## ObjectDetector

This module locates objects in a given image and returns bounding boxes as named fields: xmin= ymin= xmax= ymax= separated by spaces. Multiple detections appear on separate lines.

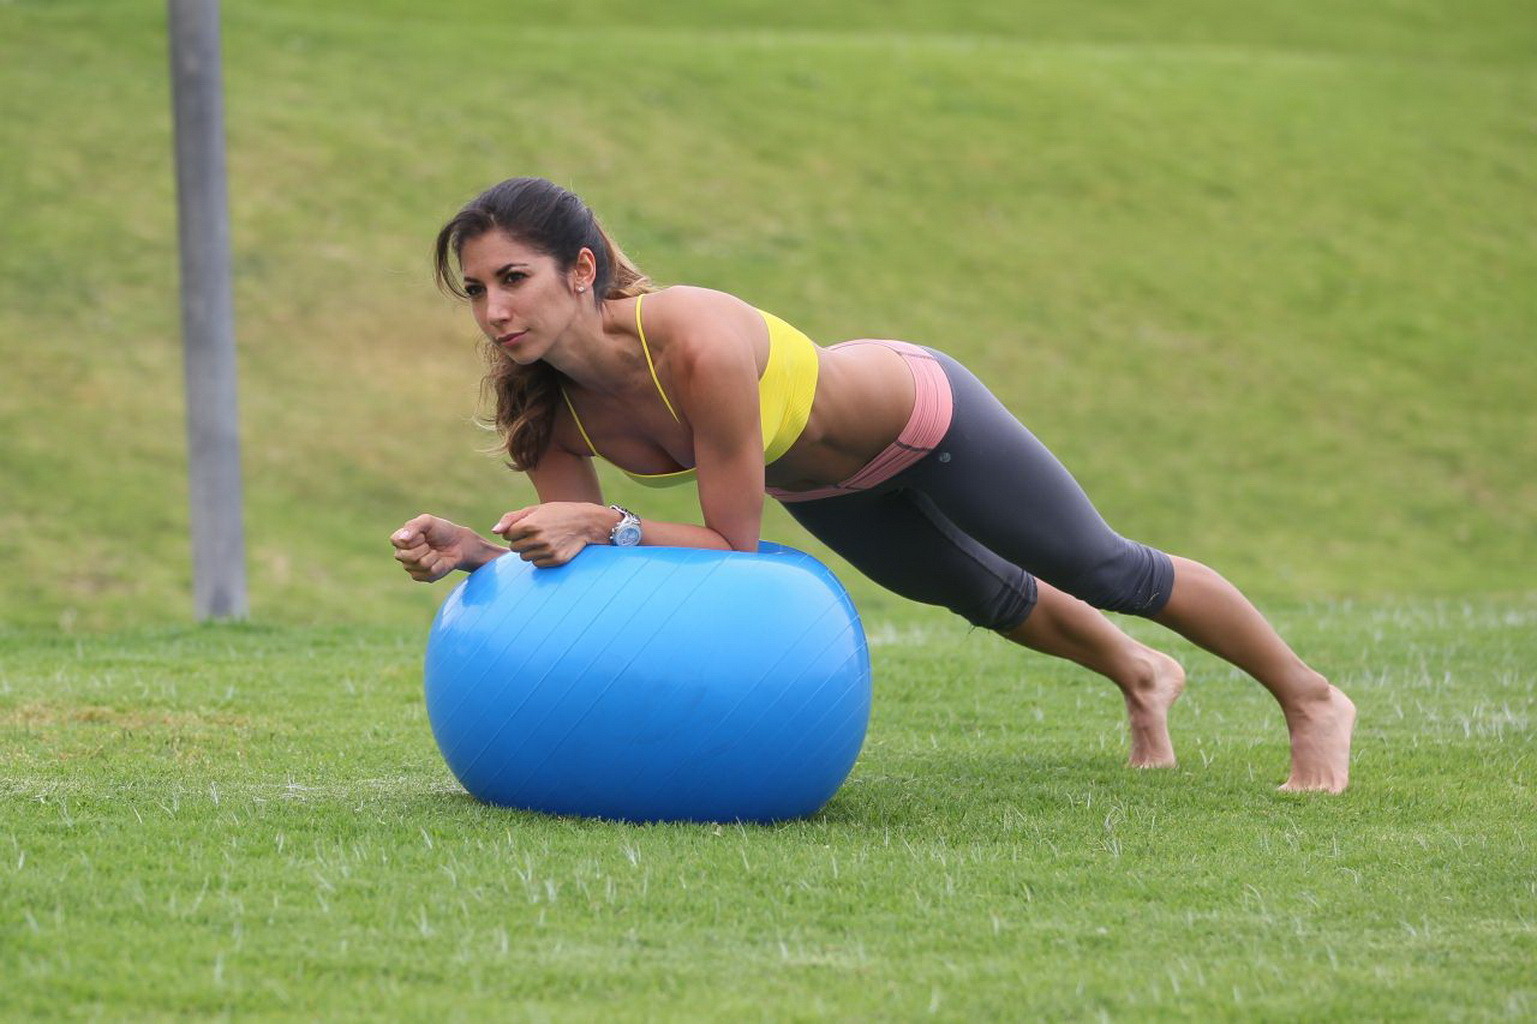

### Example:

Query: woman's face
xmin=458 ymin=230 xmax=592 ymax=364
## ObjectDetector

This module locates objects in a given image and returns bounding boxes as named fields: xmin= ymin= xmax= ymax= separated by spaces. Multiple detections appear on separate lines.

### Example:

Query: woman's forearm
xmin=634 ymin=514 xmax=749 ymax=553
xmin=495 ymin=502 xmax=758 ymax=567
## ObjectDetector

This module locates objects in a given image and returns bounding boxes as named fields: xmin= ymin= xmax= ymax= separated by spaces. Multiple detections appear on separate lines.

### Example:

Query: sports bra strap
xmin=635 ymin=293 xmax=681 ymax=423
xmin=560 ymin=387 xmax=601 ymax=457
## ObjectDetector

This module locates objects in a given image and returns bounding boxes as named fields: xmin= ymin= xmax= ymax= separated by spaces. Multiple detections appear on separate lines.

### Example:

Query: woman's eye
xmin=503 ymin=272 xmax=526 ymax=285
xmin=464 ymin=282 xmax=484 ymax=297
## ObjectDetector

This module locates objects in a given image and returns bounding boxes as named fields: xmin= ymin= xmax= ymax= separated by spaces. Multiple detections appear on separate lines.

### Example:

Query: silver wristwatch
xmin=608 ymin=505 xmax=642 ymax=547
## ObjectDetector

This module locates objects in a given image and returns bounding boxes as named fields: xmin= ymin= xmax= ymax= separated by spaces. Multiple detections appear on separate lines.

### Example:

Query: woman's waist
xmin=784 ymin=341 xmax=921 ymax=460
xmin=769 ymin=341 xmax=953 ymax=501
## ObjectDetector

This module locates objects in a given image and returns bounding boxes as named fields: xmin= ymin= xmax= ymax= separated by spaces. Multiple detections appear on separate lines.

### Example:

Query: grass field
xmin=3 ymin=599 xmax=1533 ymax=1021
xmin=2 ymin=0 xmax=1533 ymax=1019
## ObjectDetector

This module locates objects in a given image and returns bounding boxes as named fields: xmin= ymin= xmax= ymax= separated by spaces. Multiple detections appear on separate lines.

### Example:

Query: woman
xmin=392 ymin=177 xmax=1355 ymax=792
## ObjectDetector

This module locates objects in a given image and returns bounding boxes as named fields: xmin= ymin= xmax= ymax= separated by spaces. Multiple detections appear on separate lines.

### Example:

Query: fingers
xmin=391 ymin=514 xmax=462 ymax=581
xmin=490 ymin=506 xmax=591 ymax=567
xmin=391 ymin=512 xmax=441 ymax=549
xmin=392 ymin=541 xmax=438 ymax=579
xmin=503 ymin=527 xmax=550 ymax=564
xmin=502 ymin=518 xmax=559 ymax=560
xmin=403 ymin=555 xmax=454 ymax=582
xmin=493 ymin=507 xmax=536 ymax=538
xmin=506 ymin=533 xmax=544 ymax=560
xmin=393 ymin=539 xmax=430 ymax=564
xmin=509 ymin=535 xmax=583 ymax=568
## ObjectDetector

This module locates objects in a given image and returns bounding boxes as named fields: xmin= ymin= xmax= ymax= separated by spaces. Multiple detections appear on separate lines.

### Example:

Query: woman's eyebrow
xmin=464 ymin=261 xmax=532 ymax=284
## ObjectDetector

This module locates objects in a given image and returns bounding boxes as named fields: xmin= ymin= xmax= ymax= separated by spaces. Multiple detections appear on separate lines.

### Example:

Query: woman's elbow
xmin=715 ymin=523 xmax=761 ymax=554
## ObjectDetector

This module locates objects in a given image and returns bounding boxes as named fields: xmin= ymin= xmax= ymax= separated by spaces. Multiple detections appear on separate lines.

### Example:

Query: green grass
xmin=2 ymin=0 xmax=1534 ymax=1019
xmin=3 ymin=596 xmax=1533 ymax=1021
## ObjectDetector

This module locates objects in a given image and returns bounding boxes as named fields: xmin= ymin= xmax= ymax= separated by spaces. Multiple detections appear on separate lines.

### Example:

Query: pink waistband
xmin=769 ymin=341 xmax=953 ymax=503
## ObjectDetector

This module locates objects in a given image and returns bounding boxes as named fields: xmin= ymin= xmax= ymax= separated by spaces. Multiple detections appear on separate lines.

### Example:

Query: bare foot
xmin=1279 ymin=684 xmax=1357 ymax=793
xmin=1122 ymin=650 xmax=1186 ymax=768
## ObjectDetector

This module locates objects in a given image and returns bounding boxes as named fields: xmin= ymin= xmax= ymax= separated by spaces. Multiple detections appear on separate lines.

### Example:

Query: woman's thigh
xmin=904 ymin=351 xmax=1173 ymax=615
xmin=784 ymin=488 xmax=1036 ymax=631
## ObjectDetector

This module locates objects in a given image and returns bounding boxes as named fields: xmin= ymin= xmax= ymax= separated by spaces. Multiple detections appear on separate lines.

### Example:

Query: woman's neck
xmin=543 ymin=296 xmax=645 ymax=395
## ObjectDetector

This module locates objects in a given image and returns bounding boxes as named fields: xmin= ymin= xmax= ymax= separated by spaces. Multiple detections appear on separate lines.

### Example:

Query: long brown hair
xmin=433 ymin=177 xmax=653 ymax=470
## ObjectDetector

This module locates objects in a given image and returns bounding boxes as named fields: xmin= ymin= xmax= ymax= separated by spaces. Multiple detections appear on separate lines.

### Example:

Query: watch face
xmin=613 ymin=522 xmax=642 ymax=547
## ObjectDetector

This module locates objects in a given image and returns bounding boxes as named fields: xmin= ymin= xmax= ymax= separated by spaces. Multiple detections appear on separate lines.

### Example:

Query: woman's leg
xmin=1003 ymin=580 xmax=1185 ymax=767
xmin=784 ymin=489 xmax=1187 ymax=767
xmin=1153 ymin=557 xmax=1356 ymax=791
xmin=906 ymin=351 xmax=1355 ymax=790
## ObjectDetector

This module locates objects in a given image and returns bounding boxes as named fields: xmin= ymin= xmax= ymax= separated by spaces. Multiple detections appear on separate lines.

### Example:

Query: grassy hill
xmin=2 ymin=0 xmax=1533 ymax=631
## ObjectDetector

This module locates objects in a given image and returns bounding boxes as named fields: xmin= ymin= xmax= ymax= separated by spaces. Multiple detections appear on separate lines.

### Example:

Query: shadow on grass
xmin=395 ymin=745 xmax=1270 ymax=836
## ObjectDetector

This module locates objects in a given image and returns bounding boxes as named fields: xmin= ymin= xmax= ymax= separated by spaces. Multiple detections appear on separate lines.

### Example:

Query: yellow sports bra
xmin=560 ymin=293 xmax=820 ymax=487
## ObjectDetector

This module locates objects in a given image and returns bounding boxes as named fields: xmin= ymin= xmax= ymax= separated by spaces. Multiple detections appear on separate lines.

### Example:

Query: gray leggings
xmin=782 ymin=350 xmax=1174 ymax=632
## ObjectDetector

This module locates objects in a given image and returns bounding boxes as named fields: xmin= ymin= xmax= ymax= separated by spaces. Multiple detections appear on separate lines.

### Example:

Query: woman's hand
xmin=391 ymin=514 xmax=503 ymax=582
xmin=494 ymin=502 xmax=616 ymax=567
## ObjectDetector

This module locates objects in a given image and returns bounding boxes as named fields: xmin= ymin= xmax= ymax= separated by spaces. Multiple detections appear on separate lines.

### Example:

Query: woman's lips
xmin=496 ymin=330 xmax=527 ymax=348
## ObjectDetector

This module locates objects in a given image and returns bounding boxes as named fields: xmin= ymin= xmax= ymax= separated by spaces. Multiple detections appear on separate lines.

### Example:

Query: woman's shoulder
xmin=644 ymin=284 xmax=754 ymax=314
xmin=639 ymin=285 xmax=763 ymax=341
xmin=636 ymin=286 xmax=767 ymax=383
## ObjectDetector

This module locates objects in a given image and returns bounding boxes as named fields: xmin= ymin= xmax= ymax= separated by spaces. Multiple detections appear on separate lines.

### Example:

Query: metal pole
xmin=168 ymin=0 xmax=248 ymax=620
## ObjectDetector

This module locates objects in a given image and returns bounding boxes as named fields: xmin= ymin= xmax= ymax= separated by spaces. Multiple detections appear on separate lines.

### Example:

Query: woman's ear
xmin=571 ymin=247 xmax=598 ymax=294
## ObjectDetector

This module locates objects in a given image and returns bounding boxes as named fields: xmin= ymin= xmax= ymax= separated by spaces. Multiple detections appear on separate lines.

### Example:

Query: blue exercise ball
xmin=423 ymin=543 xmax=871 ymax=823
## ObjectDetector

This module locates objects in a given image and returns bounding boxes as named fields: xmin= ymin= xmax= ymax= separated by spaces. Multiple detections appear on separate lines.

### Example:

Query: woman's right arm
xmin=390 ymin=513 xmax=507 ymax=582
